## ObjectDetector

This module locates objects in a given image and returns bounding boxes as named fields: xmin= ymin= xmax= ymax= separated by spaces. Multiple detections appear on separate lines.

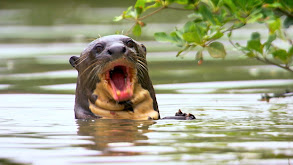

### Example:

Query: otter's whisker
xmin=85 ymin=62 xmax=104 ymax=85
xmin=76 ymin=55 xmax=89 ymax=67
xmin=137 ymin=60 xmax=148 ymax=72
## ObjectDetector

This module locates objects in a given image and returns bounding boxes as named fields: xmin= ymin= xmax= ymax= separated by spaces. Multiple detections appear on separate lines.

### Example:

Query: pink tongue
xmin=111 ymin=72 xmax=125 ymax=90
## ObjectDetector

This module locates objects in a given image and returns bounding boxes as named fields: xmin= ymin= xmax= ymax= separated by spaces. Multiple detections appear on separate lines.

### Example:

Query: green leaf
xmin=145 ymin=0 xmax=157 ymax=2
xmin=133 ymin=23 xmax=141 ymax=36
xmin=247 ymin=39 xmax=263 ymax=54
xmin=235 ymin=42 xmax=250 ymax=52
xmin=235 ymin=43 xmax=241 ymax=48
xmin=122 ymin=6 xmax=136 ymax=19
xmin=196 ymin=49 xmax=203 ymax=60
xmin=154 ymin=32 xmax=170 ymax=42
xmin=251 ymin=32 xmax=261 ymax=40
xmin=268 ymin=18 xmax=281 ymax=34
xmin=145 ymin=2 xmax=162 ymax=10
xmin=170 ymin=31 xmax=184 ymax=47
xmin=213 ymin=8 xmax=227 ymax=24
xmin=113 ymin=15 xmax=123 ymax=22
xmin=183 ymin=32 xmax=202 ymax=44
xmin=284 ymin=16 xmax=293 ymax=28
xmin=265 ymin=2 xmax=282 ymax=8
xmin=280 ymin=0 xmax=293 ymax=10
xmin=187 ymin=13 xmax=202 ymax=19
xmin=272 ymin=49 xmax=289 ymax=64
xmin=176 ymin=45 xmax=192 ymax=57
xmin=247 ymin=33 xmax=263 ymax=53
xmin=246 ymin=51 xmax=255 ymax=58
xmin=289 ymin=46 xmax=293 ymax=56
xmin=224 ymin=0 xmax=237 ymax=13
xmin=288 ymin=46 xmax=293 ymax=63
xmin=182 ymin=21 xmax=207 ymax=44
xmin=247 ymin=13 xmax=263 ymax=24
xmin=174 ymin=0 xmax=189 ymax=5
xmin=135 ymin=7 xmax=143 ymax=17
xmin=210 ymin=0 xmax=221 ymax=7
xmin=264 ymin=33 xmax=276 ymax=51
xmin=135 ymin=0 xmax=146 ymax=8
xmin=208 ymin=31 xmax=224 ymax=40
xmin=206 ymin=42 xmax=226 ymax=58
xmin=234 ymin=0 xmax=246 ymax=10
xmin=183 ymin=21 xmax=196 ymax=32
xmin=125 ymin=6 xmax=133 ymax=13
xmin=227 ymin=30 xmax=232 ymax=38
xmin=199 ymin=4 xmax=217 ymax=25
xmin=154 ymin=32 xmax=183 ymax=46
xmin=135 ymin=0 xmax=145 ymax=17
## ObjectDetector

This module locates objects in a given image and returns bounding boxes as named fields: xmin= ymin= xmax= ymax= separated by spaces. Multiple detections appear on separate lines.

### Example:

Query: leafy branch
xmin=114 ymin=0 xmax=293 ymax=73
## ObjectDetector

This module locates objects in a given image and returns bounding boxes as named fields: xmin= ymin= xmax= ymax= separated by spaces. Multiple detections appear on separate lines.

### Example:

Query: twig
xmin=166 ymin=6 xmax=194 ymax=11
xmin=283 ymin=30 xmax=293 ymax=45
xmin=228 ymin=35 xmax=247 ymax=54
xmin=205 ymin=23 xmax=246 ymax=46
xmin=125 ymin=23 xmax=137 ymax=36
xmin=139 ymin=6 xmax=166 ymax=20
xmin=255 ymin=56 xmax=293 ymax=73
xmin=228 ymin=32 xmax=293 ymax=73
xmin=223 ymin=23 xmax=246 ymax=34
xmin=276 ymin=8 xmax=293 ymax=18
xmin=125 ymin=6 xmax=166 ymax=35
xmin=124 ymin=4 xmax=191 ymax=36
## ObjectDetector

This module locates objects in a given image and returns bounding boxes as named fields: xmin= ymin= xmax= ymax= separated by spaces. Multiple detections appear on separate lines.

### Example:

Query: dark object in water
xmin=261 ymin=89 xmax=293 ymax=102
xmin=162 ymin=109 xmax=196 ymax=120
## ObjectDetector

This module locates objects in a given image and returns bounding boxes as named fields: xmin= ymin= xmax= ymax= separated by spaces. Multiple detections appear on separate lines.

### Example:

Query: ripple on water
xmin=0 ymin=94 xmax=292 ymax=164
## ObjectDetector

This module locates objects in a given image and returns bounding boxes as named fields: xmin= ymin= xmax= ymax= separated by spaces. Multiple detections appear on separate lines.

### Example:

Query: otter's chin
xmin=101 ymin=59 xmax=136 ymax=102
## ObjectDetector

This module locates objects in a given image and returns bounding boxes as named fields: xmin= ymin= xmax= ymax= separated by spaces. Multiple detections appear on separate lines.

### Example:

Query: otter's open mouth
xmin=104 ymin=63 xmax=136 ymax=102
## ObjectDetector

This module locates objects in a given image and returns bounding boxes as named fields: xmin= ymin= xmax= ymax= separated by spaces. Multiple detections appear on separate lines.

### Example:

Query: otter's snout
xmin=107 ymin=43 xmax=126 ymax=56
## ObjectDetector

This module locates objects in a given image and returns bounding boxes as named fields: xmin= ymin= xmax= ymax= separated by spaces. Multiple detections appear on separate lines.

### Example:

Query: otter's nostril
xmin=107 ymin=49 xmax=112 ymax=55
xmin=107 ymin=45 xmax=126 ymax=55
xmin=122 ymin=47 xmax=126 ymax=53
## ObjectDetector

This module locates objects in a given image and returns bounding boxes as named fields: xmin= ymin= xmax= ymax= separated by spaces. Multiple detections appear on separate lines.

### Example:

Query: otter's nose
xmin=107 ymin=44 xmax=126 ymax=55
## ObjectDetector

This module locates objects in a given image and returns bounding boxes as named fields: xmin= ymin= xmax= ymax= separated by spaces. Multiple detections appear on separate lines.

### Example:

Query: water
xmin=0 ymin=94 xmax=292 ymax=164
xmin=1 ymin=0 xmax=293 ymax=164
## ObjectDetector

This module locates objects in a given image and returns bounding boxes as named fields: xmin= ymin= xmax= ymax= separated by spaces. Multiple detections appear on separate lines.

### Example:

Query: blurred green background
xmin=0 ymin=0 xmax=292 ymax=94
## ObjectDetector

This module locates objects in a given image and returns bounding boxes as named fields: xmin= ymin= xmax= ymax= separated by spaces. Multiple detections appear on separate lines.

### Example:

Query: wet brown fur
xmin=70 ymin=35 xmax=159 ymax=119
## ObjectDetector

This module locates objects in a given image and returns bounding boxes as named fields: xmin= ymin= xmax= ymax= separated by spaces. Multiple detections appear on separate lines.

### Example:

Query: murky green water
xmin=0 ymin=1 xmax=293 ymax=164
xmin=0 ymin=94 xmax=292 ymax=164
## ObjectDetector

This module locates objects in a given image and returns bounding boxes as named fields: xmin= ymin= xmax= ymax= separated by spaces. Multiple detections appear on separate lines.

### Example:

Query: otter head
xmin=70 ymin=35 xmax=159 ymax=120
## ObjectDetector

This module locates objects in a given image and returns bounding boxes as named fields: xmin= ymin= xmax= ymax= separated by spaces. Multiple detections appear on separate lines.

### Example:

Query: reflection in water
xmin=0 ymin=94 xmax=292 ymax=164
xmin=76 ymin=119 xmax=155 ymax=156
xmin=1 ymin=0 xmax=293 ymax=164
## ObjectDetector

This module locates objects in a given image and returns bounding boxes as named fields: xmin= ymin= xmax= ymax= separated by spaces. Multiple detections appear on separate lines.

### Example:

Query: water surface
xmin=0 ymin=0 xmax=293 ymax=164
xmin=0 ymin=93 xmax=292 ymax=165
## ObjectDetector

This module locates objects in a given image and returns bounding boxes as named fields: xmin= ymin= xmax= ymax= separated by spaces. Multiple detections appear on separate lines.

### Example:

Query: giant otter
xmin=70 ymin=35 xmax=195 ymax=120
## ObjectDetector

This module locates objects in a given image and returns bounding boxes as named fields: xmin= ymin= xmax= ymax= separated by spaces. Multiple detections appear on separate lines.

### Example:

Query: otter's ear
xmin=69 ymin=56 xmax=79 ymax=69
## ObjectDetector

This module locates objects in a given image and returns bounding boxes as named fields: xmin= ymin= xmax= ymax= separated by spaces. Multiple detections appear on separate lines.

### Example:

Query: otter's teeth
xmin=109 ymin=68 xmax=114 ymax=75
xmin=117 ymin=90 xmax=121 ymax=96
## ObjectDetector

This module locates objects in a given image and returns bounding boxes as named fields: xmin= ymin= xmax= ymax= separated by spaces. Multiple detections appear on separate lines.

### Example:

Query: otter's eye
xmin=96 ymin=45 xmax=104 ymax=53
xmin=126 ymin=40 xmax=135 ymax=48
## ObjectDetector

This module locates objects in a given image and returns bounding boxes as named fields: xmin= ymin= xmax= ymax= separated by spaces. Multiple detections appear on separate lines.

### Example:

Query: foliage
xmin=114 ymin=0 xmax=293 ymax=72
